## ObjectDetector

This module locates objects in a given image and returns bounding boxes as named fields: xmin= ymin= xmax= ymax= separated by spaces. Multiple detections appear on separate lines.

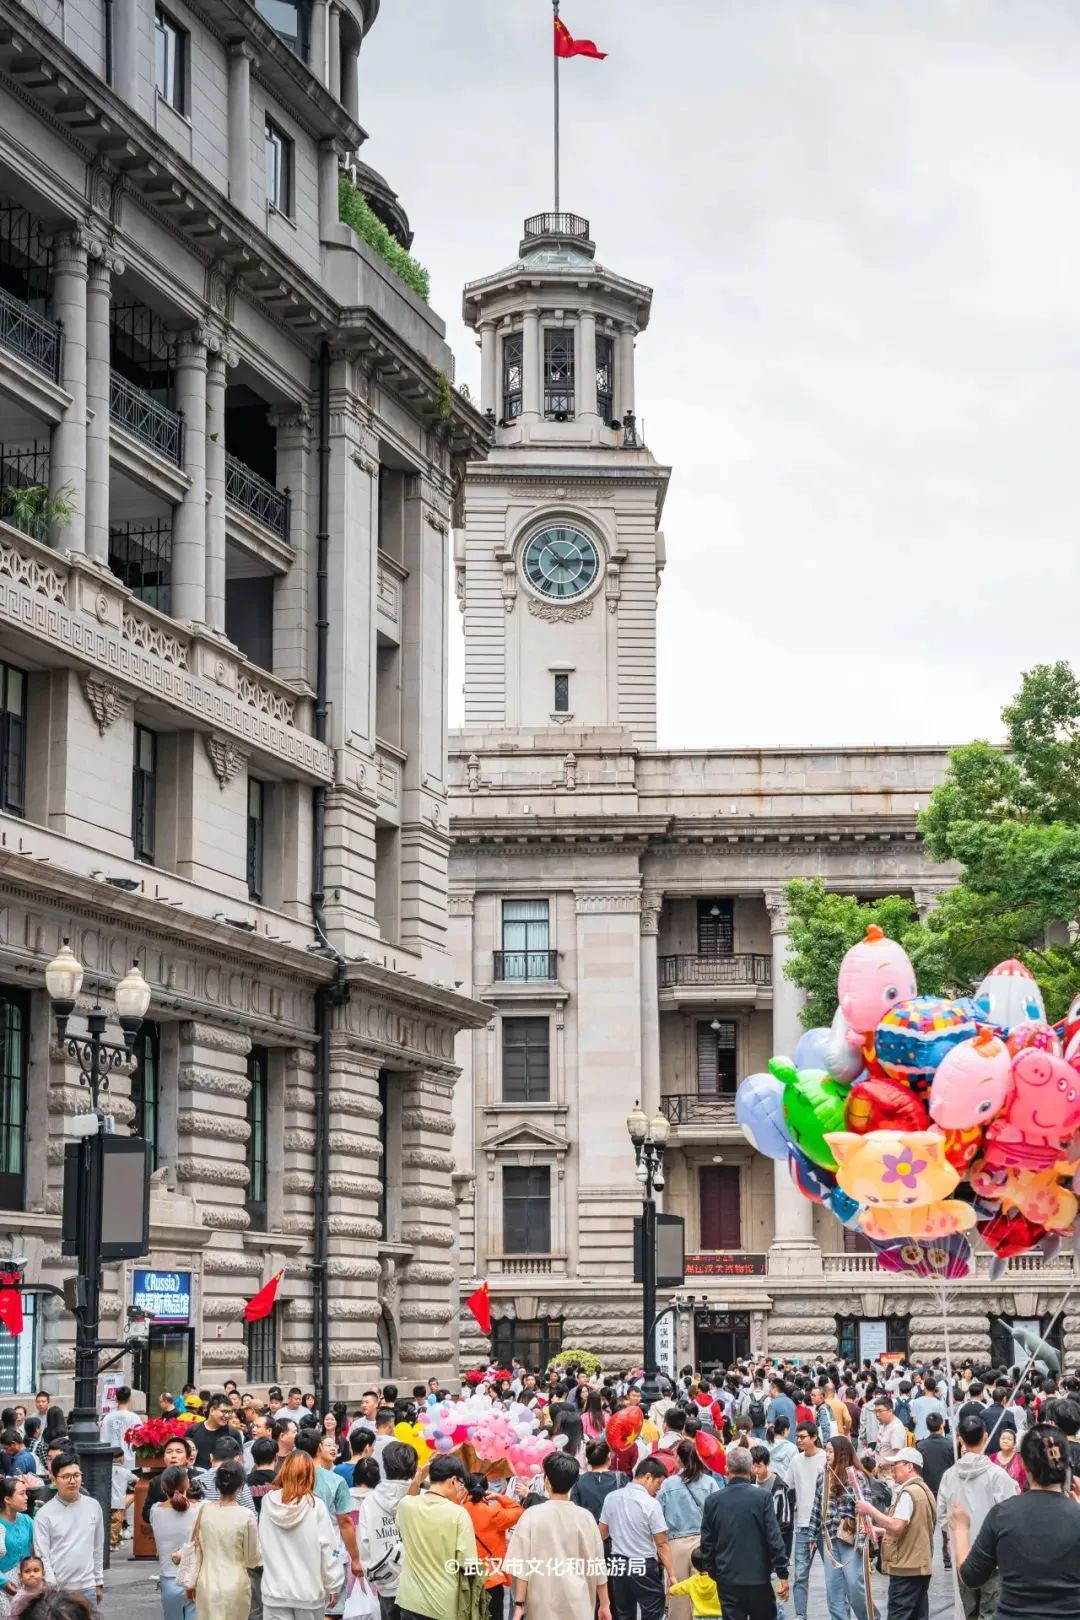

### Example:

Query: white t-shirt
xmin=100 ymin=1408 xmax=140 ymax=1467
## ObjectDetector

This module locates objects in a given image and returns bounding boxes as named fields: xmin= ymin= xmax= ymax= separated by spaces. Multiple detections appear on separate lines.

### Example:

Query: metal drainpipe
xmin=311 ymin=340 xmax=346 ymax=1414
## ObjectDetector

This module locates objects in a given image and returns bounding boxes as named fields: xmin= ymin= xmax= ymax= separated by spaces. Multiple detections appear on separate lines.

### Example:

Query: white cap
xmin=892 ymin=1447 xmax=923 ymax=1468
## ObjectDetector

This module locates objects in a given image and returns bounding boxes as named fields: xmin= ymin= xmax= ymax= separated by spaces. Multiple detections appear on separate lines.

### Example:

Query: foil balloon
xmin=978 ymin=1209 xmax=1045 ymax=1259
xmin=928 ymin=1031 xmax=1013 ymax=1131
xmin=393 ymin=1420 xmax=432 ymax=1465
xmin=825 ymin=1129 xmax=977 ymax=1240
xmin=973 ymin=958 xmax=1046 ymax=1036
xmin=787 ymin=1142 xmax=837 ymax=1205
xmin=869 ymin=1233 xmax=972 ymax=1280
xmin=735 ymin=1072 xmax=792 ymax=1161
xmin=829 ymin=1185 xmax=862 ymax=1227
xmin=1006 ymin=1023 xmax=1062 ymax=1059
xmin=793 ymin=1027 xmax=833 ymax=1072
xmin=985 ymin=1049 xmax=1080 ymax=1171
xmin=998 ymin=1167 xmax=1079 ymax=1233
xmin=826 ymin=1005 xmax=869 ymax=1084
xmin=775 ymin=1058 xmax=849 ymax=1169
xmin=837 ymin=925 xmax=917 ymax=1047
xmin=605 ymin=1408 xmax=643 ymax=1453
xmin=694 ymin=1430 xmax=727 ymax=1475
xmin=942 ymin=1126 xmax=983 ymax=1174
xmin=845 ymin=1076 xmax=930 ymax=1135
xmin=876 ymin=997 xmax=979 ymax=1084
xmin=1059 ymin=993 xmax=1080 ymax=1065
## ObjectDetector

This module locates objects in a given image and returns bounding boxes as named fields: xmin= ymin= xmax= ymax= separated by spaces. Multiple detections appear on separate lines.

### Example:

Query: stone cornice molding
xmin=574 ymin=890 xmax=641 ymax=914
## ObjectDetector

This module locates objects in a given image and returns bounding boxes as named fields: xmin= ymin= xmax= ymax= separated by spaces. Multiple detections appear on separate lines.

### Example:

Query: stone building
xmin=0 ymin=0 xmax=491 ymax=1399
xmin=448 ymin=211 xmax=1076 ymax=1374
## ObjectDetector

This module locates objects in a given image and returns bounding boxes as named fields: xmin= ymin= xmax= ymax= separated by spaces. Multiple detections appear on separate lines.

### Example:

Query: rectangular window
xmin=499 ymin=899 xmax=551 ymax=981
xmin=697 ymin=1021 xmax=738 ymax=1096
xmin=154 ymin=8 xmax=186 ymax=113
xmin=553 ymin=673 xmax=570 ymax=714
xmin=247 ymin=779 xmax=265 ymax=903
xmin=492 ymin=1316 xmax=562 ymax=1370
xmin=0 ymin=1291 xmax=37 ymax=1391
xmin=543 ymin=329 xmax=575 ymax=417
xmin=697 ymin=899 xmax=734 ymax=956
xmin=502 ymin=332 xmax=523 ymax=421
xmin=596 ymin=334 xmax=615 ymax=423
xmin=0 ymin=988 xmax=29 ymax=1210
xmin=245 ymin=1309 xmax=277 ymax=1382
xmin=132 ymin=726 xmax=157 ymax=864
xmin=377 ymin=1070 xmax=388 ymax=1239
xmin=0 ymin=662 xmax=27 ymax=818
xmin=699 ymin=1164 xmax=741 ymax=1250
xmin=502 ymin=1018 xmax=550 ymax=1104
xmin=502 ymin=1166 xmax=550 ymax=1254
xmin=246 ymin=1047 xmax=269 ymax=1231
xmin=131 ymin=1021 xmax=160 ymax=1170
xmin=255 ymin=0 xmax=310 ymax=61
xmin=265 ymin=120 xmax=293 ymax=216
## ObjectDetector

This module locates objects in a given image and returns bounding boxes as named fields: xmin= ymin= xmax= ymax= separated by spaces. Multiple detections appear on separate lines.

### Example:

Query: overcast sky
xmin=359 ymin=0 xmax=1080 ymax=749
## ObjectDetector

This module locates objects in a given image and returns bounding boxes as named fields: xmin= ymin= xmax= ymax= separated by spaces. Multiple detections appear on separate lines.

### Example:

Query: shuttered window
xmin=698 ymin=899 xmax=734 ymax=955
xmin=502 ymin=1018 xmax=550 ymax=1103
xmin=699 ymin=1165 xmax=741 ymax=1250
xmin=697 ymin=1021 xmax=738 ymax=1096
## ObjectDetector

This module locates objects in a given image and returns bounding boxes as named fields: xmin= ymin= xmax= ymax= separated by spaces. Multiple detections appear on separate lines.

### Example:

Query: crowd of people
xmin=3 ymin=1352 xmax=1080 ymax=1620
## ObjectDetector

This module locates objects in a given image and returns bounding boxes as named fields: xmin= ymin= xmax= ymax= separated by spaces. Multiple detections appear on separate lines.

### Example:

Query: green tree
xmin=784 ymin=663 xmax=1080 ymax=1027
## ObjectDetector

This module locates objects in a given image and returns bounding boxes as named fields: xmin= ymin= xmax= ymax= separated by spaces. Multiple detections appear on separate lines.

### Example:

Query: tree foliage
xmin=785 ymin=663 xmax=1080 ymax=1027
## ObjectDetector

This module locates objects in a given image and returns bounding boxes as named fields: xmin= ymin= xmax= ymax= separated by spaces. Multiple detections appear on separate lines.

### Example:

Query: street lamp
xmin=45 ymin=939 xmax=151 ymax=1543
xmin=627 ymin=1102 xmax=669 ymax=1409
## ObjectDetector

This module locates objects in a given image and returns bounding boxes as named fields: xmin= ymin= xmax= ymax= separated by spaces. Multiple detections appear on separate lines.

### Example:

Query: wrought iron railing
xmin=493 ymin=950 xmax=560 ymax=983
xmin=658 ymin=954 xmax=773 ymax=988
xmin=544 ymin=387 xmax=574 ymax=418
xmin=109 ymin=372 xmax=183 ymax=465
xmin=502 ymin=389 xmax=522 ymax=422
xmin=523 ymin=213 xmax=591 ymax=241
xmin=225 ymin=453 xmax=290 ymax=540
xmin=0 ymin=286 xmax=61 ymax=381
xmin=661 ymin=1094 xmax=738 ymax=1127
xmin=109 ymin=520 xmax=172 ymax=615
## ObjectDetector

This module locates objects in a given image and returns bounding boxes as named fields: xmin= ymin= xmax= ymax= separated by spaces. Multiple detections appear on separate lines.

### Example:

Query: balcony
xmin=493 ymin=950 xmax=559 ymax=983
xmin=489 ymin=1254 xmax=565 ymax=1277
xmin=523 ymin=213 xmax=591 ymax=242
xmin=822 ymin=1252 xmax=1075 ymax=1279
xmin=0 ymin=285 xmax=60 ymax=381
xmin=661 ymin=1093 xmax=738 ymax=1130
xmin=659 ymin=954 xmax=772 ymax=988
xmin=225 ymin=453 xmax=289 ymax=541
xmin=110 ymin=373 xmax=183 ymax=466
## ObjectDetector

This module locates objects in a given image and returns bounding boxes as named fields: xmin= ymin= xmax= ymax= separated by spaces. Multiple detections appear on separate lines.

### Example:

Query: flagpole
xmin=553 ymin=0 xmax=560 ymax=213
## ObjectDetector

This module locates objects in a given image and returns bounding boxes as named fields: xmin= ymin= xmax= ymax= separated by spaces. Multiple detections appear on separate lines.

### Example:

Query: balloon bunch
xmin=736 ymin=925 xmax=1080 ymax=1273
xmin=416 ymin=1393 xmax=556 ymax=1476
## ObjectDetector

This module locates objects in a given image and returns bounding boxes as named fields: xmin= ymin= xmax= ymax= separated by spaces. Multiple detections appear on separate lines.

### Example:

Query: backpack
xmin=651 ymin=1446 xmax=680 ymax=1477
xmin=748 ymin=1398 xmax=767 ymax=1428
xmin=770 ymin=1478 xmax=795 ymax=1535
xmin=893 ymin=1398 xmax=911 ymax=1428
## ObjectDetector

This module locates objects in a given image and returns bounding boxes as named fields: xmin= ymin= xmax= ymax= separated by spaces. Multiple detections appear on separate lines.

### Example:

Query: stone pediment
xmin=480 ymin=1120 xmax=568 ymax=1156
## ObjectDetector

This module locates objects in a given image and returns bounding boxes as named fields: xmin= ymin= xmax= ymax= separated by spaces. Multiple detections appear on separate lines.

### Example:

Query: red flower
xmin=128 ymin=1417 xmax=190 ymax=1458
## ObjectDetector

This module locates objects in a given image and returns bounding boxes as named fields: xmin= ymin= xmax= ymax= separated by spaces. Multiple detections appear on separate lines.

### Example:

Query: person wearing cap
xmin=854 ymin=1446 xmax=936 ymax=1620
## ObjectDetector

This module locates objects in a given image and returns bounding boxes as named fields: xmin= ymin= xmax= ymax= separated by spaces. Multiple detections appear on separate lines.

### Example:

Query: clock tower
xmin=458 ymin=212 xmax=669 ymax=745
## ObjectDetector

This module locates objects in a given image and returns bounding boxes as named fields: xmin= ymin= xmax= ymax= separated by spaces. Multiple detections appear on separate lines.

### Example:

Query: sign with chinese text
xmin=685 ymin=1253 xmax=767 ymax=1277
xmin=132 ymin=1270 xmax=192 ymax=1324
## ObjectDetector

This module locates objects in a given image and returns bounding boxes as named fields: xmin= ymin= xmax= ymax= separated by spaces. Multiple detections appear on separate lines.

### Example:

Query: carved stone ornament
xmin=527 ymin=595 xmax=595 ymax=623
xmin=204 ymin=731 xmax=250 ymax=788
xmin=81 ymin=673 xmax=133 ymax=736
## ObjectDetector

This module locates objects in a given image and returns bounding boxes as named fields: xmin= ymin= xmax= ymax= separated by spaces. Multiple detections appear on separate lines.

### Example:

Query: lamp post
xmin=627 ymin=1101 xmax=669 ymax=1409
xmin=45 ymin=939 xmax=151 ymax=1541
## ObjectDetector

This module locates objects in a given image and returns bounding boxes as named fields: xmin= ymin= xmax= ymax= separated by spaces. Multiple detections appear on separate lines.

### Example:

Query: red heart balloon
xmin=978 ymin=1210 xmax=1045 ymax=1258
xmin=844 ymin=1077 xmax=930 ymax=1135
xmin=605 ymin=1408 xmax=644 ymax=1453
xmin=694 ymin=1430 xmax=727 ymax=1475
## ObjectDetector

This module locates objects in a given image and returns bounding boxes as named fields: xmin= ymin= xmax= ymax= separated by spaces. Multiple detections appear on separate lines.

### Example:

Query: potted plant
xmin=127 ymin=1418 xmax=191 ymax=1561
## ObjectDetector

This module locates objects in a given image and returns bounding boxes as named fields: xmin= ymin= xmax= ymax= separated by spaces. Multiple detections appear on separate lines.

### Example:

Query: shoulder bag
xmin=176 ymin=1503 xmax=205 ymax=1591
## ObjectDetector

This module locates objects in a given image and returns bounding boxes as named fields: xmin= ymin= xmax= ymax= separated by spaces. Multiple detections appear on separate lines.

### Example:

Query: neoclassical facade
xmin=0 ymin=0 xmax=490 ymax=1397
xmin=448 ymin=213 xmax=1078 ymax=1374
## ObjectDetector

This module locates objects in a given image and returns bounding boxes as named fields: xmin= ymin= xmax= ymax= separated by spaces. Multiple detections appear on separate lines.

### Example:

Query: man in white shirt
xmin=873 ymin=1396 xmax=909 ymax=1477
xmin=369 ymin=1407 xmax=397 ymax=1479
xmin=789 ymin=1422 xmax=826 ymax=1620
xmin=99 ymin=1385 xmax=140 ymax=1467
xmin=909 ymin=1375 xmax=949 ymax=1441
xmin=273 ymin=1386 xmax=306 ymax=1428
xmin=599 ymin=1456 xmax=675 ymax=1620
xmin=34 ymin=1454 xmax=104 ymax=1609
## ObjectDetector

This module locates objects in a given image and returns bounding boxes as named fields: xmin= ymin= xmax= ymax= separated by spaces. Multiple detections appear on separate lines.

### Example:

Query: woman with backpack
xmin=659 ymin=1439 xmax=722 ymax=1620
xmin=806 ymin=1436 xmax=874 ymax=1620
xmin=462 ymin=1474 xmax=524 ymax=1620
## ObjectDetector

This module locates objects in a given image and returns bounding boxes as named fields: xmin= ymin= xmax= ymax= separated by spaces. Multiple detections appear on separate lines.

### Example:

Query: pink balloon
xmin=434 ymin=1435 xmax=455 ymax=1453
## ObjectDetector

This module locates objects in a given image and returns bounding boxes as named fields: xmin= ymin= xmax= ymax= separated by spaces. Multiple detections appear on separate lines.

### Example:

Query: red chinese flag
xmin=554 ymin=17 xmax=607 ymax=59
xmin=244 ymin=1269 xmax=284 ymax=1323
xmin=466 ymin=1281 xmax=492 ymax=1336
xmin=0 ymin=1287 xmax=23 ymax=1338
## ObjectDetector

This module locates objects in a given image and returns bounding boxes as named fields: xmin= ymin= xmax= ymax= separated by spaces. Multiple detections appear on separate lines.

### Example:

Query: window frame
xmin=543 ymin=328 xmax=575 ymax=418
xmin=0 ymin=1290 xmax=37 ymax=1390
xmin=245 ymin=1307 xmax=277 ymax=1382
xmin=697 ymin=898 xmax=734 ymax=956
xmin=246 ymin=1046 xmax=269 ymax=1231
xmin=247 ymin=778 xmax=265 ymax=903
xmin=697 ymin=1020 xmax=738 ymax=1097
xmin=502 ymin=1164 xmax=551 ymax=1255
xmin=500 ymin=899 xmax=551 ymax=979
xmin=132 ymin=725 xmax=157 ymax=865
xmin=264 ymin=118 xmax=294 ymax=218
xmin=154 ymin=6 xmax=187 ymax=114
xmin=501 ymin=1017 xmax=551 ymax=1105
xmin=0 ymin=986 xmax=29 ymax=1211
xmin=491 ymin=1315 xmax=562 ymax=1370
xmin=501 ymin=331 xmax=523 ymax=422
xmin=553 ymin=673 xmax=570 ymax=714
xmin=130 ymin=1020 xmax=160 ymax=1170
xmin=0 ymin=661 xmax=27 ymax=818
xmin=698 ymin=1163 xmax=741 ymax=1250
xmin=596 ymin=332 xmax=615 ymax=423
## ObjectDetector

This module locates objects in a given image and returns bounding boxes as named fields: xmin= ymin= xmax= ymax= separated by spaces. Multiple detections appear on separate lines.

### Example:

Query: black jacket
xmin=699 ymin=1476 xmax=789 ymax=1588
xmin=916 ymin=1435 xmax=954 ymax=1496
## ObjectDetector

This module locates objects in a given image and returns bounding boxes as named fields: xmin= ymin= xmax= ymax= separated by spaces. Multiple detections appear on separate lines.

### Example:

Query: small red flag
xmin=244 ymin=1269 xmax=284 ymax=1323
xmin=554 ymin=17 xmax=607 ymax=59
xmin=0 ymin=1285 xmax=23 ymax=1338
xmin=466 ymin=1281 xmax=492 ymax=1336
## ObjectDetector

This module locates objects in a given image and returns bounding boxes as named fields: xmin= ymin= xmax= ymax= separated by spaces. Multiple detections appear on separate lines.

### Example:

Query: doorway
xmin=134 ymin=1326 xmax=195 ymax=1410
xmin=695 ymin=1311 xmax=750 ymax=1370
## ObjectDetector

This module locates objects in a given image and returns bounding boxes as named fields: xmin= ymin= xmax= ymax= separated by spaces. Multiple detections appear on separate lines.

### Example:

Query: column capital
xmin=173 ymin=326 xmax=215 ymax=362
xmin=268 ymin=403 xmax=313 ymax=439
xmin=913 ymin=884 xmax=949 ymax=921
xmin=763 ymin=888 xmax=790 ymax=933
xmin=48 ymin=228 xmax=95 ymax=275
xmin=227 ymin=37 xmax=259 ymax=64
xmin=87 ymin=248 xmax=125 ymax=284
xmin=640 ymin=890 xmax=663 ymax=936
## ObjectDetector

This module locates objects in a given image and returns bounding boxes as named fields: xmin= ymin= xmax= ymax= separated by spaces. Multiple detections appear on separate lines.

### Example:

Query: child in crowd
xmin=667 ymin=1547 xmax=722 ymax=1617
xmin=109 ymin=1446 xmax=136 ymax=1549
xmin=8 ymin=1553 xmax=46 ymax=1619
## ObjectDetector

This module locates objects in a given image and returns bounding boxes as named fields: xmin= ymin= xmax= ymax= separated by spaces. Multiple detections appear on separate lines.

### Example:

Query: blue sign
xmin=132 ymin=1269 xmax=192 ymax=1324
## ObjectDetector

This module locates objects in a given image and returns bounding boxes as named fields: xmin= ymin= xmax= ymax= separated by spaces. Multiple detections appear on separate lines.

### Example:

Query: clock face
xmin=523 ymin=526 xmax=600 ymax=600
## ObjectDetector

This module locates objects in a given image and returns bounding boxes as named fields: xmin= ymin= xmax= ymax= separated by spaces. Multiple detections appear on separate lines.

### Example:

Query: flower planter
xmin=132 ymin=1464 xmax=164 ymax=1561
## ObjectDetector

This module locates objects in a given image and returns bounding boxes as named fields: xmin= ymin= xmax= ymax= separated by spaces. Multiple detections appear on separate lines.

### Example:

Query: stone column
xmin=341 ymin=40 xmax=360 ymax=120
xmin=618 ymin=323 xmax=636 ymax=416
xmin=270 ymin=406 xmax=312 ymax=685
xmin=49 ymin=231 xmax=90 ymax=554
xmin=398 ymin=1074 xmax=458 ymax=1383
xmin=522 ymin=307 xmax=541 ymax=420
xmin=204 ymin=347 xmax=228 ymax=633
xmin=227 ymin=44 xmax=257 ymax=218
xmin=327 ymin=5 xmax=342 ymax=101
xmin=479 ymin=323 xmax=497 ymax=417
xmin=319 ymin=139 xmax=346 ymax=241
xmin=309 ymin=0 xmax=329 ymax=85
xmin=325 ymin=1029 xmax=384 ymax=1395
xmin=640 ymin=891 xmax=663 ymax=1119
xmin=85 ymin=247 xmax=121 ymax=564
xmin=110 ymin=0 xmax=137 ymax=104
xmin=171 ymin=330 xmax=208 ymax=623
xmin=578 ymin=309 xmax=598 ymax=420
xmin=765 ymin=889 xmax=819 ymax=1272
xmin=913 ymin=885 xmax=948 ymax=922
